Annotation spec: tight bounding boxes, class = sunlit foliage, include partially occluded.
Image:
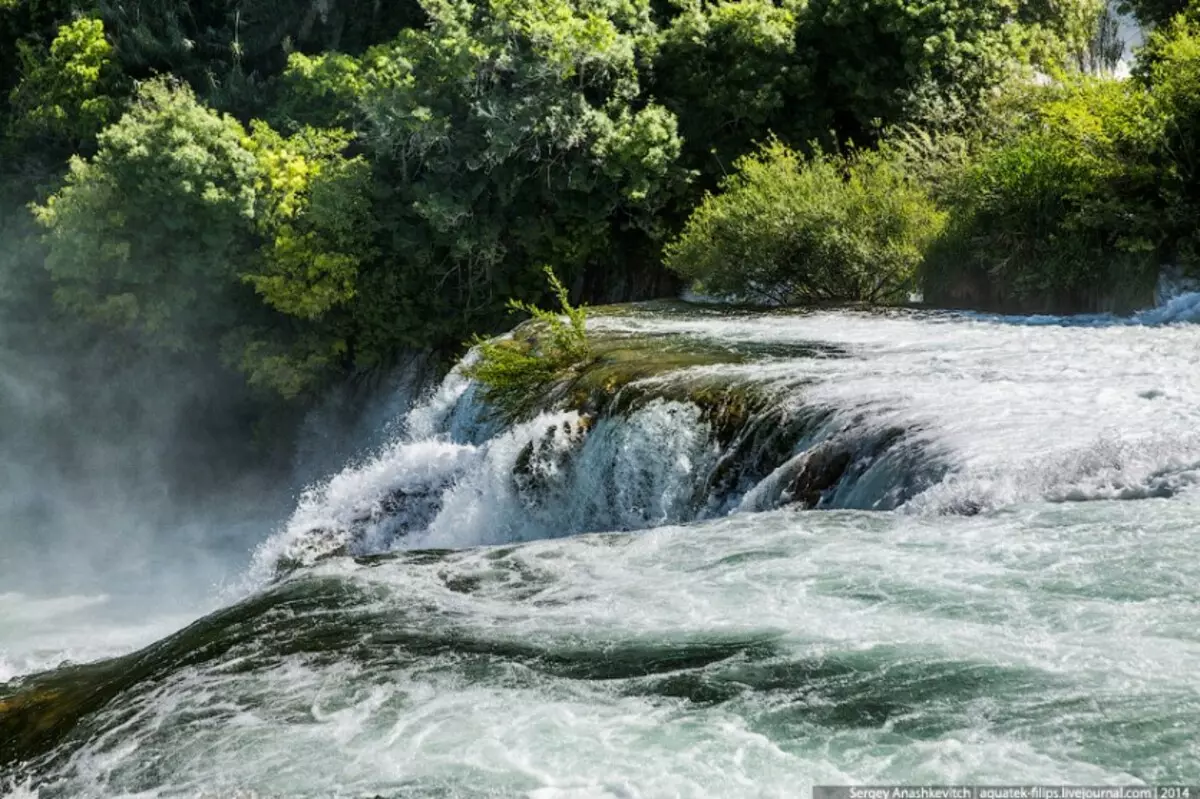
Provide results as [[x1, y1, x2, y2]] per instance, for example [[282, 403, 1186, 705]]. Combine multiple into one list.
[[666, 141, 945, 305]]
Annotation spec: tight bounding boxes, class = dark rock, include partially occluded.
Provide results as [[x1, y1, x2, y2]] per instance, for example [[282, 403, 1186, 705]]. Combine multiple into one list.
[[786, 446, 853, 508]]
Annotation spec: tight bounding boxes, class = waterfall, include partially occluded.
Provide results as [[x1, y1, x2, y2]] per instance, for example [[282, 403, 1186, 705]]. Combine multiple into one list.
[[9, 303, 1200, 796], [247, 302, 1200, 583]]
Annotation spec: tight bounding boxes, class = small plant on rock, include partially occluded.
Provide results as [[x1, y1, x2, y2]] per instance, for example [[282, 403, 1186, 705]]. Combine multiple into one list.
[[466, 267, 592, 422]]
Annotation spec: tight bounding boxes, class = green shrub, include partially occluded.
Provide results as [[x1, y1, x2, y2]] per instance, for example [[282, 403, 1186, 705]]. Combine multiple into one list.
[[465, 267, 592, 423], [921, 78, 1162, 312], [1141, 10, 1200, 265], [663, 141, 945, 305]]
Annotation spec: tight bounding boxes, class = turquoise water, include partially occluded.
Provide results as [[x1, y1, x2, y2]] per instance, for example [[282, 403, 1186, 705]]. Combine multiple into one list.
[[5, 306, 1200, 797]]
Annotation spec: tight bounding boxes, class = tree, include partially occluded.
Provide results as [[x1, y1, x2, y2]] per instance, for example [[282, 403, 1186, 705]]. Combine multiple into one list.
[[7, 17, 127, 155], [650, 0, 1108, 189], [920, 78, 1162, 312], [793, 0, 1096, 147], [225, 121, 377, 398], [34, 79, 258, 352], [665, 141, 945, 305], [0, 0, 83, 122], [652, 0, 800, 185], [350, 0, 687, 352], [77, 0, 424, 121], [1118, 0, 1190, 27], [243, 122, 374, 321], [1141, 10, 1200, 264]]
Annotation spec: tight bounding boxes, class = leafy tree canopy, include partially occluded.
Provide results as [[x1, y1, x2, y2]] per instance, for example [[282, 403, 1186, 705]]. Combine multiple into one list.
[[344, 0, 687, 350], [7, 16, 127, 154], [34, 79, 258, 351]]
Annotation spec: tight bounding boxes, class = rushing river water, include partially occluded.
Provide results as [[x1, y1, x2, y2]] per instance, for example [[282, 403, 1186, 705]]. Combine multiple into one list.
[[5, 301, 1200, 797]]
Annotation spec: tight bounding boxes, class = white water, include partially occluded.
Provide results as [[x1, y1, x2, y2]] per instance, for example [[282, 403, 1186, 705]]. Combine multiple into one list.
[[7, 299, 1200, 796], [244, 299, 1200, 576]]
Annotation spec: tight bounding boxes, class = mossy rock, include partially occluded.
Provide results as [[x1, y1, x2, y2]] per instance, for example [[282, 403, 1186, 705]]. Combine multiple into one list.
[[502, 330, 750, 421], [0, 660, 133, 769]]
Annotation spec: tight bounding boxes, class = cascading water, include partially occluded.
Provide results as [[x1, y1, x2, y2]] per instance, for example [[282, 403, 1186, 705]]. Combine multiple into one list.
[[6, 299, 1200, 797]]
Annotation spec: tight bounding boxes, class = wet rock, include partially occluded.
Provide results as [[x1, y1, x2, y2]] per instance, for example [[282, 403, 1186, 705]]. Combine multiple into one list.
[[273, 481, 455, 578], [785, 446, 853, 509], [512, 417, 593, 504]]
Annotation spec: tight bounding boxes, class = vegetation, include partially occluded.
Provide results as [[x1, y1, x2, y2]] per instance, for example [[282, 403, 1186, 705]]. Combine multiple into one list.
[[918, 7, 1200, 311], [1119, 0, 1190, 27], [466, 267, 593, 423], [665, 142, 945, 304], [3, 0, 1200, 445], [920, 78, 1163, 311]]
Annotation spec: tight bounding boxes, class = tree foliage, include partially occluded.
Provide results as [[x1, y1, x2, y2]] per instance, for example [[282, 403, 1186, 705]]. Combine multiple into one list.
[[349, 0, 686, 348], [921, 77, 1163, 311], [34, 79, 258, 351], [32, 79, 374, 396], [652, 0, 799, 183], [1118, 0, 1190, 27], [7, 17, 126, 153], [666, 141, 945, 305], [94, 0, 426, 90], [0, 0, 1171, 419], [243, 122, 374, 320], [1140, 9, 1200, 263]]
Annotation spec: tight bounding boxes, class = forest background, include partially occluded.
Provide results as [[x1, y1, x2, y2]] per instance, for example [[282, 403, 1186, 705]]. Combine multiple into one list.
[[2, 0, 1196, 501]]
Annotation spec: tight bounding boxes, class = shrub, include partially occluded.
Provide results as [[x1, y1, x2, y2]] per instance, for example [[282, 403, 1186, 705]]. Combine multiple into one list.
[[663, 141, 945, 305], [920, 78, 1162, 312], [1141, 9, 1200, 265], [465, 267, 592, 423]]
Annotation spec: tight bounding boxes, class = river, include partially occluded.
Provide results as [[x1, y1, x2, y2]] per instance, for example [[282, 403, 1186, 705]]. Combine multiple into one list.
[[4, 301, 1200, 797]]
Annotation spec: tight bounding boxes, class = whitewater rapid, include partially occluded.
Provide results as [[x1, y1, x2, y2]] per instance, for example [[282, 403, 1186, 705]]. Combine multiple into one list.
[[6, 301, 1200, 797], [250, 301, 1200, 575]]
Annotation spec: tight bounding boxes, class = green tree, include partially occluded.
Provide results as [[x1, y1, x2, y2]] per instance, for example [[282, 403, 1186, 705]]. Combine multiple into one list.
[[650, 0, 1107, 190], [0, 0, 83, 120], [921, 78, 1162, 312], [665, 140, 945, 305], [1118, 0, 1190, 27], [1140, 9, 1200, 264], [7, 17, 126, 154], [91, 0, 425, 119], [794, 0, 1102, 147], [34, 79, 258, 352], [243, 122, 375, 321], [270, 51, 366, 132], [351, 0, 687, 353], [224, 121, 377, 399], [652, 0, 800, 184]]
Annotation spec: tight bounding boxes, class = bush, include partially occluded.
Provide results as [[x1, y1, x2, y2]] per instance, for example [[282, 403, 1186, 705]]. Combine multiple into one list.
[[663, 141, 945, 305], [1140, 9, 1200, 265], [920, 78, 1162, 312], [465, 267, 592, 423]]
